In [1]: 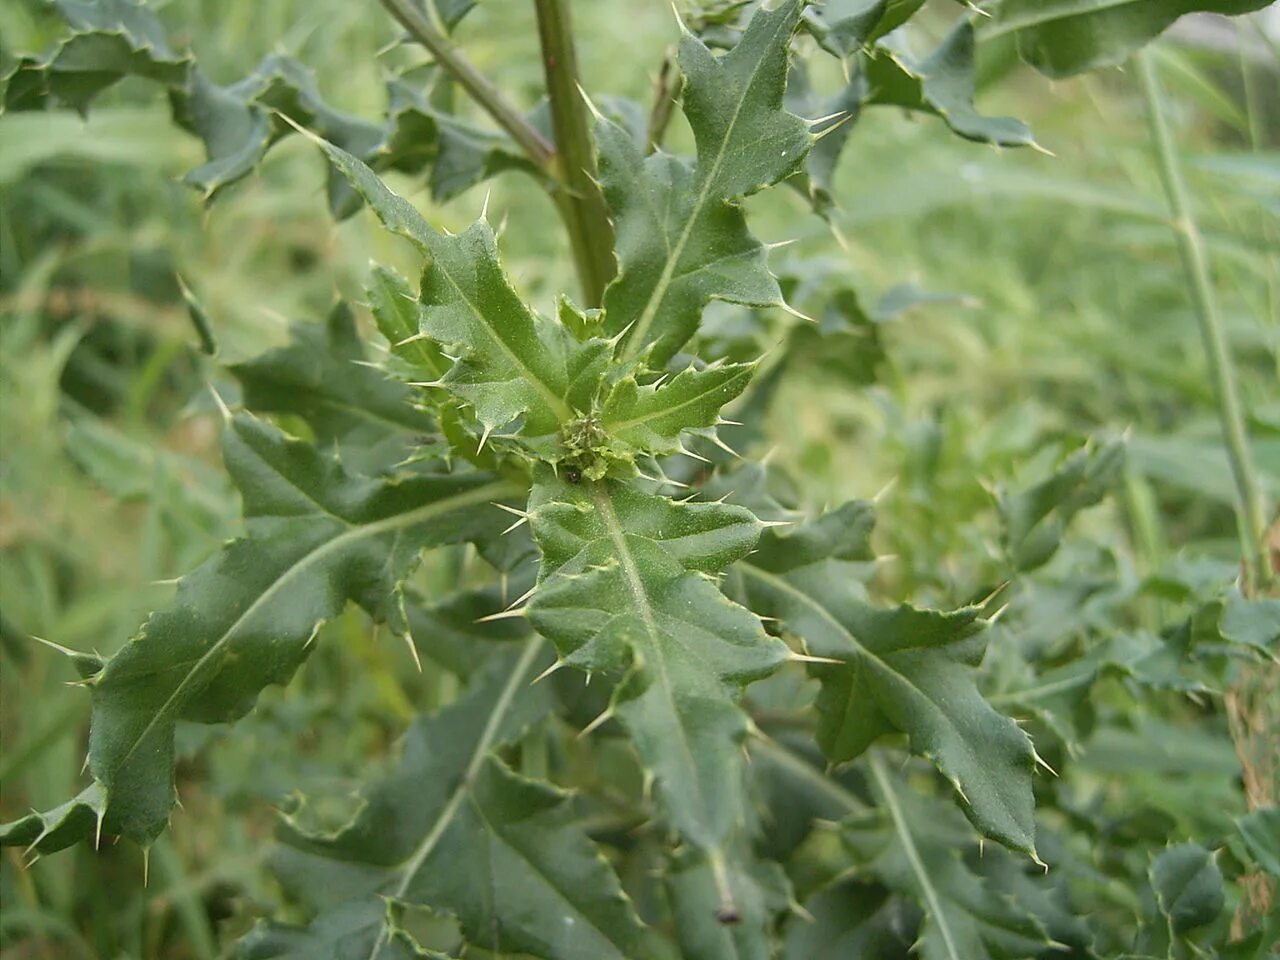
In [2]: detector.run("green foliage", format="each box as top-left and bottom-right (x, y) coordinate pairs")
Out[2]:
(2, 0), (1277, 957)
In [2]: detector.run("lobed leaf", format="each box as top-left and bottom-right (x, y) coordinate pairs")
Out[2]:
(731, 501), (1039, 855)
(865, 21), (1036, 149)
(599, 360), (756, 457)
(261, 644), (673, 960)
(843, 758), (1050, 960)
(1, 413), (518, 851)
(602, 0), (811, 365)
(5, 0), (535, 212)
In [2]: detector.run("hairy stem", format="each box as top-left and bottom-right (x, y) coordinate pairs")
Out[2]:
(1136, 51), (1271, 593)
(378, 0), (555, 170)
(534, 0), (617, 307)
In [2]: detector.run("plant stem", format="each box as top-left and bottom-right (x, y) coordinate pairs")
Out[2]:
(378, 0), (555, 170)
(534, 0), (617, 307)
(1136, 50), (1271, 593)
(646, 52), (683, 153)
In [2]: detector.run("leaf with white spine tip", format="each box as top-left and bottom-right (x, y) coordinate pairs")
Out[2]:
(261, 645), (674, 960)
(0, 783), (106, 855)
(527, 474), (788, 854)
(600, 361), (756, 458)
(601, 0), (811, 365)
(981, 0), (1274, 79)
(841, 758), (1051, 960)
(1, 413), (519, 852)
(733, 503), (1038, 856)
(303, 133), (610, 440)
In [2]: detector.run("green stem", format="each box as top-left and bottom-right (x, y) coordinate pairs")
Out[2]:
(378, 0), (555, 170)
(646, 52), (683, 154)
(1135, 51), (1271, 593)
(534, 0), (617, 307)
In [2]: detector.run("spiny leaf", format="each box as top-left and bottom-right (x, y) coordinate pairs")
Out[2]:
(2, 0), (189, 113)
(0, 783), (106, 856)
(527, 475), (788, 852)
(842, 757), (1050, 960)
(599, 360), (756, 457)
(602, 0), (811, 365)
(732, 502), (1038, 855)
(982, 0), (1275, 79)
(865, 20), (1036, 149)
(264, 644), (674, 960)
(303, 132), (608, 440)
(803, 0), (929, 59)
(6, 0), (535, 212)
(1, 413), (518, 851)
(229, 302), (435, 472)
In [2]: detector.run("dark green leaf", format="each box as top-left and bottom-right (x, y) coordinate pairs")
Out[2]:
(2, 413), (518, 850)
(264, 645), (673, 960)
(1149, 843), (1225, 934)
(733, 503), (1039, 854)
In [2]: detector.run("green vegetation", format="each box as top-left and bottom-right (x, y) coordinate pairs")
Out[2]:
(0, 1), (1276, 957)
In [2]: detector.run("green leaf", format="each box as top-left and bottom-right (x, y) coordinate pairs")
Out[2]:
(1149, 843), (1225, 934)
(732, 503), (1038, 854)
(2, 0), (190, 113)
(1237, 807), (1280, 878)
(666, 844), (791, 960)
(263, 644), (673, 960)
(302, 132), (608, 440)
(527, 476), (788, 853)
(2, 413), (519, 851)
(7, 2), (536, 213)
(229, 302), (435, 472)
(982, 0), (1275, 79)
(865, 20), (1036, 148)
(599, 360), (756, 457)
(803, 0), (929, 59)
(602, 0), (811, 365)
(841, 756), (1050, 960)
(783, 880), (917, 960)
(1219, 595), (1280, 652)
(997, 437), (1125, 573)
(240, 900), (450, 959)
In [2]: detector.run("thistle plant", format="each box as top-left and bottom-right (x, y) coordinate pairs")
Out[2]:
(3, 1), (1276, 958)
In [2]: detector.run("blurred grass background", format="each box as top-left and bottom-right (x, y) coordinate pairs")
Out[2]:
(1, 0), (1276, 956)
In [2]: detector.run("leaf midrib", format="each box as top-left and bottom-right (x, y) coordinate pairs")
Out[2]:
(868, 751), (965, 960)
(366, 635), (544, 960)
(737, 563), (979, 760)
(591, 484), (716, 835)
(620, 13), (793, 360)
(111, 478), (519, 775)
(604, 365), (752, 435)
